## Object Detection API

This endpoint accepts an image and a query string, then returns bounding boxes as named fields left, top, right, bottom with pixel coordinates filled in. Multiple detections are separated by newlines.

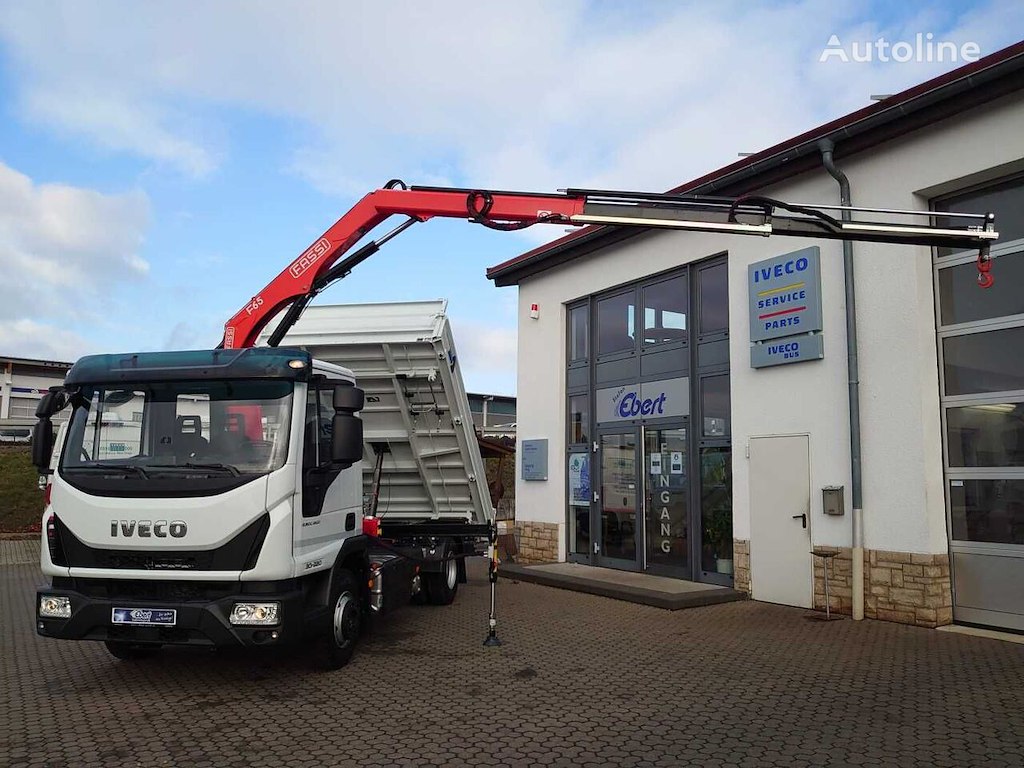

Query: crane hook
left=977, top=246, right=994, bottom=289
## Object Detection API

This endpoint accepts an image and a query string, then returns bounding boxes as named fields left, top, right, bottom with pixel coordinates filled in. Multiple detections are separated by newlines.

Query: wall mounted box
left=822, top=486, right=845, bottom=516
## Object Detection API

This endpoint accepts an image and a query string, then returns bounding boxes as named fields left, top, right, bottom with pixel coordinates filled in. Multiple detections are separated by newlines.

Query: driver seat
left=175, top=415, right=208, bottom=459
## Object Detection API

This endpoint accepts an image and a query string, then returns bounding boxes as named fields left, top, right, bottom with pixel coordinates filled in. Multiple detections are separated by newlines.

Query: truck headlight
left=39, top=596, right=72, bottom=619
left=229, top=602, right=280, bottom=626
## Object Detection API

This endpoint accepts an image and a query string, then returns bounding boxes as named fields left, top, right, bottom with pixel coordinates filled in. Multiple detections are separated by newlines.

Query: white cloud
left=449, top=319, right=517, bottom=396
left=2, top=0, right=1021, bottom=192
left=0, top=319, right=95, bottom=362
left=22, top=87, right=216, bottom=178
left=0, top=160, right=150, bottom=354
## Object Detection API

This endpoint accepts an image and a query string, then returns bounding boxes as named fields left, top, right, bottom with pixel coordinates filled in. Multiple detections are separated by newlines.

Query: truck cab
left=34, top=346, right=370, bottom=664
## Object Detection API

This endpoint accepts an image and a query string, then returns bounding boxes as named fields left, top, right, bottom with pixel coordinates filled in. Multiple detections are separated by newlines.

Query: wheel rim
left=333, top=592, right=358, bottom=647
left=446, top=557, right=457, bottom=590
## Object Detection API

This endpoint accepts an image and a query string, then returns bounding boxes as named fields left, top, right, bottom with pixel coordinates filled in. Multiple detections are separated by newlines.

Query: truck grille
left=71, top=578, right=236, bottom=602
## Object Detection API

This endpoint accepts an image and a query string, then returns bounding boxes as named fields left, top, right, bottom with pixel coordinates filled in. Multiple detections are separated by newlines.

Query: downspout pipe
left=818, top=138, right=865, bottom=621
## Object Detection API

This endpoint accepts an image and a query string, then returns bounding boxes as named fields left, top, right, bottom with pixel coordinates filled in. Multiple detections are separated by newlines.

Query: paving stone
left=2, top=546, right=1024, bottom=766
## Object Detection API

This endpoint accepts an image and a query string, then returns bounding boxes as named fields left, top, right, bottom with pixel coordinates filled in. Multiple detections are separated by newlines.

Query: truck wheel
left=321, top=569, right=363, bottom=670
left=104, top=641, right=161, bottom=660
left=425, top=552, right=459, bottom=606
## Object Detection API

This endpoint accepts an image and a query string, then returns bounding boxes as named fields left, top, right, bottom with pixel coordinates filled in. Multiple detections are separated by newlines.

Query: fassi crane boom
left=221, top=181, right=999, bottom=350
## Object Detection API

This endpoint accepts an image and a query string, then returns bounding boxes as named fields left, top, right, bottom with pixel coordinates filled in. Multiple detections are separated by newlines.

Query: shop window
left=934, top=177, right=1024, bottom=258
left=700, top=447, right=733, bottom=574
left=596, top=292, right=636, bottom=355
left=642, top=275, right=687, bottom=346
left=568, top=395, right=589, bottom=446
left=946, top=403, right=1024, bottom=467
left=568, top=452, right=590, bottom=555
left=950, top=479, right=1024, bottom=545
left=698, top=262, right=729, bottom=335
left=943, top=327, right=1024, bottom=396
left=701, top=375, right=730, bottom=437
left=568, top=304, right=589, bottom=362
left=938, top=250, right=1024, bottom=327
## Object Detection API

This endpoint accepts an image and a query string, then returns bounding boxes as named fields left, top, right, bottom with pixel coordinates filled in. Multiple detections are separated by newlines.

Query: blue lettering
left=755, top=258, right=810, bottom=286
left=618, top=392, right=636, bottom=418
left=768, top=342, right=802, bottom=356
left=616, top=391, right=669, bottom=419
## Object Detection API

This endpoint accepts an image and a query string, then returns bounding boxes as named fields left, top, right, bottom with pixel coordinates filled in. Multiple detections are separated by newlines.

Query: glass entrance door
left=597, top=431, right=640, bottom=569
left=643, top=426, right=690, bottom=578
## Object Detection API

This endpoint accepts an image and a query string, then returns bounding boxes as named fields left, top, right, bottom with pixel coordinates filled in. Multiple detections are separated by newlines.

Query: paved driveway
left=3, top=539, right=1024, bottom=767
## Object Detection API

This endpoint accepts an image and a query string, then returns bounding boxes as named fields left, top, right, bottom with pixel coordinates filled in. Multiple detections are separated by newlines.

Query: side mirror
left=331, top=414, right=363, bottom=468
left=333, top=384, right=364, bottom=413
left=35, top=388, right=68, bottom=419
left=31, top=419, right=55, bottom=473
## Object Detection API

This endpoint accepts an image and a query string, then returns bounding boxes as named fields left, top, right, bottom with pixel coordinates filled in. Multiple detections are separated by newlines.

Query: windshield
left=60, top=379, right=294, bottom=478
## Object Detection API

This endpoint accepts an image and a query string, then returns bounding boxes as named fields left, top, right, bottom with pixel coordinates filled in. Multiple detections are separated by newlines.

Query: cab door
left=294, top=380, right=360, bottom=562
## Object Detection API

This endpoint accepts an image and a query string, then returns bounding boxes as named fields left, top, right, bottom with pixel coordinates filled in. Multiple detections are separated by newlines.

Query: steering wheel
left=80, top=447, right=92, bottom=461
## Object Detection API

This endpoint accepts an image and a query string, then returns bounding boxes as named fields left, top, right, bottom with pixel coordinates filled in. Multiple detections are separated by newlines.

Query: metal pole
left=483, top=522, right=502, bottom=646
left=818, top=139, right=865, bottom=621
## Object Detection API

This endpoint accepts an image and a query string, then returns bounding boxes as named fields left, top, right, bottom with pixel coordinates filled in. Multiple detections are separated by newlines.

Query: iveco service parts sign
left=748, top=247, right=822, bottom=342
left=596, top=377, right=689, bottom=424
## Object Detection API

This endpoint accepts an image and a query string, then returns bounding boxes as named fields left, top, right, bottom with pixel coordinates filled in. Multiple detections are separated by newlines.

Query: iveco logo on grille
left=110, top=520, right=187, bottom=538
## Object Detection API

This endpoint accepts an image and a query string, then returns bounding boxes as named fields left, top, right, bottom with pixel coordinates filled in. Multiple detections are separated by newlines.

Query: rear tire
left=104, top=641, right=161, bottom=660
left=424, top=551, right=459, bottom=606
left=320, top=569, right=363, bottom=670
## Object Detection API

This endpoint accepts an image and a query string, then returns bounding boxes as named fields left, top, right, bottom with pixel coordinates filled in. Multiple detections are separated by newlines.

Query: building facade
left=467, top=392, right=517, bottom=439
left=488, top=43, right=1024, bottom=631
left=0, top=356, right=73, bottom=440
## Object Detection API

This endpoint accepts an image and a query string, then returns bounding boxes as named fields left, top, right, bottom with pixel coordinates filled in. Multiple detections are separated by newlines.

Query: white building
left=487, top=42, right=1024, bottom=631
left=0, top=355, right=73, bottom=440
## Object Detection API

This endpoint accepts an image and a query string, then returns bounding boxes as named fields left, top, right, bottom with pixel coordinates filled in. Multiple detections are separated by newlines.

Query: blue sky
left=0, top=1, right=1020, bottom=394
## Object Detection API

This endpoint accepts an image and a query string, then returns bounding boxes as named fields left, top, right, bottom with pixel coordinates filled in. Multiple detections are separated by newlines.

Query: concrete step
left=501, top=561, right=746, bottom=610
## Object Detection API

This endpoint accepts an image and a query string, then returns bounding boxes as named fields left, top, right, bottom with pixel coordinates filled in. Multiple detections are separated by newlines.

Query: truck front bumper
left=36, top=580, right=306, bottom=648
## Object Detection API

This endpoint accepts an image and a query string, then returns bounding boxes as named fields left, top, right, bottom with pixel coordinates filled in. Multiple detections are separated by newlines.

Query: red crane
left=221, top=182, right=999, bottom=350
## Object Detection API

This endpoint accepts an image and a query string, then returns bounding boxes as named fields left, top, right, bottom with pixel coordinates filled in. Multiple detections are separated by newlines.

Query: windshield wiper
left=67, top=464, right=150, bottom=478
left=146, top=462, right=241, bottom=476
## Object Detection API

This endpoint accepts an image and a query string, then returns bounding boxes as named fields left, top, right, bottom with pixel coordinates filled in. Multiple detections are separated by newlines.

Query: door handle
left=792, top=513, right=807, bottom=529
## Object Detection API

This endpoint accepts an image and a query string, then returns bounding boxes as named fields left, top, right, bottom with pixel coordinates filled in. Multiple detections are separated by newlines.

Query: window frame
left=933, top=178, right=1024, bottom=557
left=640, top=273, right=689, bottom=351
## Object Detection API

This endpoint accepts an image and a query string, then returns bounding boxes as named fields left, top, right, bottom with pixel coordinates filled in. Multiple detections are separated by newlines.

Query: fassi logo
left=288, top=237, right=332, bottom=279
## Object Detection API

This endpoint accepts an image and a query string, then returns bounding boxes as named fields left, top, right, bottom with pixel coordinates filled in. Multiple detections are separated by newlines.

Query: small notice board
left=521, top=439, right=548, bottom=481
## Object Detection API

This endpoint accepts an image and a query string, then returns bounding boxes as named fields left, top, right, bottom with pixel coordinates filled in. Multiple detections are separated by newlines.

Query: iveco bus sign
left=596, top=377, right=689, bottom=424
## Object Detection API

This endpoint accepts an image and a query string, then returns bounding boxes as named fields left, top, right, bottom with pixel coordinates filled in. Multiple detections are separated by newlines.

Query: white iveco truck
left=33, top=301, right=496, bottom=668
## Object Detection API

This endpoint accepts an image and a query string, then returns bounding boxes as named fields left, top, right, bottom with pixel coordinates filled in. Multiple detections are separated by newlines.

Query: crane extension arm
left=222, top=182, right=999, bottom=349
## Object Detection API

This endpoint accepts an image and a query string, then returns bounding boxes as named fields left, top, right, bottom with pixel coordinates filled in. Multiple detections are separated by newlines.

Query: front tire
left=320, top=569, right=363, bottom=670
left=104, top=641, right=161, bottom=660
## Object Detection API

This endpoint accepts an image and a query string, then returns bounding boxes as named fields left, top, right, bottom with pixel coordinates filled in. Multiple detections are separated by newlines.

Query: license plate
left=111, top=607, right=177, bottom=626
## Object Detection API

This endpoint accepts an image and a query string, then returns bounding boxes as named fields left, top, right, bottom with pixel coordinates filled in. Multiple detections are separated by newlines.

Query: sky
left=0, top=1, right=1021, bottom=395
